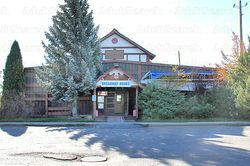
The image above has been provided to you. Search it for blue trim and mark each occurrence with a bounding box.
[148,69,216,79]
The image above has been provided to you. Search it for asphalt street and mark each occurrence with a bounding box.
[0,124,250,166]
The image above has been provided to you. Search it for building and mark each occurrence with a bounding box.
[25,29,217,119]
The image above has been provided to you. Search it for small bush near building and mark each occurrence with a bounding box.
[0,91,32,118]
[138,83,185,119]
[183,96,215,119]
[203,86,238,118]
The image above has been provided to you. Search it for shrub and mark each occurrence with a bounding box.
[0,91,32,118]
[184,96,215,119]
[204,86,238,118]
[138,83,185,119]
[139,83,245,120]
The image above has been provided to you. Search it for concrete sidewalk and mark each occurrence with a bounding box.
[0,121,250,126]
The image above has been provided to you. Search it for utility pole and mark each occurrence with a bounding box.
[234,0,248,56]
[178,50,181,65]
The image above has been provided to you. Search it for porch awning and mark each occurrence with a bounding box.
[143,69,216,79]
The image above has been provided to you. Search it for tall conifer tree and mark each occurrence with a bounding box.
[2,41,24,95]
[0,71,2,94]
[0,71,2,107]
[37,0,101,116]
[228,51,250,110]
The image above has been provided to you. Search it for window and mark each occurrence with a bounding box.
[116,95,122,102]
[128,55,140,62]
[140,55,147,62]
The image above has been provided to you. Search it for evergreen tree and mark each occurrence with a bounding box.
[228,51,250,110]
[37,0,101,116]
[0,71,2,94]
[1,41,26,118]
[0,71,2,108]
[220,33,250,110]
[2,41,24,95]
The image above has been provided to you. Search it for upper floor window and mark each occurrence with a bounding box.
[128,55,140,62]
[140,55,147,62]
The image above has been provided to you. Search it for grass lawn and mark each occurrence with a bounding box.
[137,118,250,122]
[0,117,96,122]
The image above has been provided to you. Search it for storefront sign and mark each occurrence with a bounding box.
[98,91,108,96]
[98,81,132,87]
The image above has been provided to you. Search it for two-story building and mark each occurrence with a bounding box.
[24,29,217,119]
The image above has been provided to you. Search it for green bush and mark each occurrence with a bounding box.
[203,86,238,118]
[0,91,32,118]
[138,83,185,119]
[138,83,245,120]
[184,96,215,119]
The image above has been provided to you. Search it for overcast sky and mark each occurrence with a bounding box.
[1,0,250,72]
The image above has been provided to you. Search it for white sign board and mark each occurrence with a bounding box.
[98,103,104,109]
[97,80,137,87]
[92,95,96,102]
[98,96,104,103]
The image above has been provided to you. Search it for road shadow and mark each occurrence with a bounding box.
[0,126,27,137]
[46,125,250,165]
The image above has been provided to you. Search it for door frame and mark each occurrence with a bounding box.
[104,91,127,116]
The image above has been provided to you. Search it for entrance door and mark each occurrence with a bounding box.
[115,93,124,114]
[105,92,115,115]
[105,91,125,115]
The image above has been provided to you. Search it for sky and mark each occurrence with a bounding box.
[0,0,250,74]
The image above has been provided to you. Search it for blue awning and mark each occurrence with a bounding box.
[148,69,216,79]
[183,70,216,75]
[150,70,175,79]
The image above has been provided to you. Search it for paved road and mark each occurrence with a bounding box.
[0,124,250,166]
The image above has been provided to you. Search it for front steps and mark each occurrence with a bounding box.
[107,116,124,122]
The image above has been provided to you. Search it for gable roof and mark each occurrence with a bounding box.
[100,29,156,60]
[96,66,138,82]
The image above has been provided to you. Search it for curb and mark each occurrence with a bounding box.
[0,121,250,127]
[0,122,99,127]
[0,122,137,127]
[136,121,250,126]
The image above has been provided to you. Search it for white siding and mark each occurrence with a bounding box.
[101,48,144,54]
[122,48,144,54]
[101,34,150,62]
[101,34,134,47]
